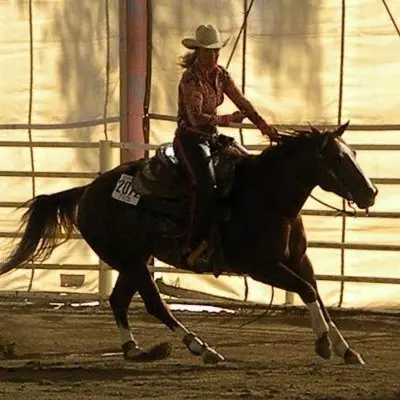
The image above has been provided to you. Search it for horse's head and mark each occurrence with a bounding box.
[305,122,378,209]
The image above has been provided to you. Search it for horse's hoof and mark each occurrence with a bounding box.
[202,346,225,364]
[183,333,204,356]
[122,340,172,362]
[122,340,144,360]
[344,348,365,365]
[315,332,332,359]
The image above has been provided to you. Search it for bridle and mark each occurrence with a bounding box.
[276,131,361,217]
[312,137,360,216]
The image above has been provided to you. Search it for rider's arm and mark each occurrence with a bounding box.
[221,68,268,128]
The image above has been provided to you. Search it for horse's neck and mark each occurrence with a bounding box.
[235,149,317,218]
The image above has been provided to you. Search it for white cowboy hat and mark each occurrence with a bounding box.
[182,24,230,50]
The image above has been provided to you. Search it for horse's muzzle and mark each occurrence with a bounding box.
[356,185,378,209]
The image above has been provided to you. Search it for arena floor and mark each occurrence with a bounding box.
[0,302,399,400]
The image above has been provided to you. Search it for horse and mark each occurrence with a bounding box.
[0,122,377,365]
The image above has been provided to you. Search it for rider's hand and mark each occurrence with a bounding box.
[231,111,246,123]
[257,119,279,142]
[217,134,235,147]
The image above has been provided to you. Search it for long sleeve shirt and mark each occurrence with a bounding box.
[177,61,265,132]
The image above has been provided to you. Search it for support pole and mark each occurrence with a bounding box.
[120,0,148,162]
[98,140,113,299]
[285,291,294,306]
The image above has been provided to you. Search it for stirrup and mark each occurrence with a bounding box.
[187,240,208,267]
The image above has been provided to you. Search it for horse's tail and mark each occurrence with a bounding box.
[0,185,88,275]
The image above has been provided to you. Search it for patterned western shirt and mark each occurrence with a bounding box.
[177,61,265,132]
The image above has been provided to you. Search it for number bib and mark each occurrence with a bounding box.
[111,174,141,206]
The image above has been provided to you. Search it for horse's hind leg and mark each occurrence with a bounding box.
[109,267,175,361]
[300,255,365,365]
[109,271,152,360]
[137,266,225,364]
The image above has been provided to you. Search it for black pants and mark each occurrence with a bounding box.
[173,129,216,250]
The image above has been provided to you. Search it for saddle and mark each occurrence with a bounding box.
[117,135,249,274]
[131,136,245,203]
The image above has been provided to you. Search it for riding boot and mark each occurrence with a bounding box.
[184,190,215,270]
[189,224,229,276]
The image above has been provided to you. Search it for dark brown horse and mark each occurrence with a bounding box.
[1,123,377,365]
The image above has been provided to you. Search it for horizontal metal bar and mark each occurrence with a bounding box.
[0,141,100,148]
[0,140,156,151]
[301,210,400,218]
[0,171,97,179]
[148,266,400,284]
[371,178,400,185]
[1,236,400,253]
[314,274,400,284]
[5,264,399,285]
[244,144,400,151]
[350,144,400,151]
[0,232,83,239]
[112,142,159,150]
[0,202,26,208]
[12,263,100,271]
[148,114,400,131]
[309,241,400,251]
[1,140,400,152]
[0,116,120,130]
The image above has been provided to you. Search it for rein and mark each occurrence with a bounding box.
[309,194,358,217]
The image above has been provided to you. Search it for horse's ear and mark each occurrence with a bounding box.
[334,120,350,137]
[309,123,320,136]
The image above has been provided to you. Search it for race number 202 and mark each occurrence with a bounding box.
[111,174,141,206]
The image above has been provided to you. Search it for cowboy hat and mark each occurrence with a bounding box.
[182,24,230,50]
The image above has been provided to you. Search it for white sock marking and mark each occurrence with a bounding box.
[306,301,329,337]
[328,321,349,357]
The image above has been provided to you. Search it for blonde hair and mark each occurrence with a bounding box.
[178,50,198,69]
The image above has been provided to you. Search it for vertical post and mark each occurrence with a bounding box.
[98,140,114,300]
[121,0,148,162]
[119,0,128,160]
[285,291,294,306]
[338,0,346,307]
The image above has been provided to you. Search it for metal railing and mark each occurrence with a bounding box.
[0,138,399,302]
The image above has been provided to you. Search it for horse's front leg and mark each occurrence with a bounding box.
[327,317,365,365]
[299,255,365,365]
[250,260,332,360]
[317,293,365,365]
[138,267,224,364]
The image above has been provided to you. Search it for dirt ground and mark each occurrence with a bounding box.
[0,302,399,400]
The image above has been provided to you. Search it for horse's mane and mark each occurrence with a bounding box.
[237,130,316,173]
[265,131,316,158]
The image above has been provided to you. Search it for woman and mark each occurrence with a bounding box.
[174,24,277,264]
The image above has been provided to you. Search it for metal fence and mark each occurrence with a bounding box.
[0,132,399,304]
